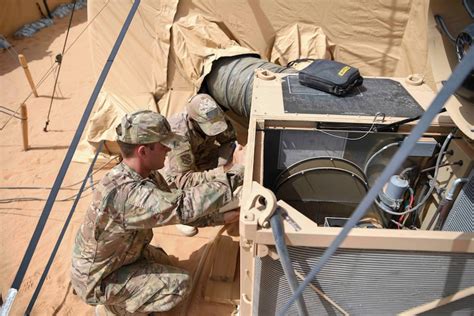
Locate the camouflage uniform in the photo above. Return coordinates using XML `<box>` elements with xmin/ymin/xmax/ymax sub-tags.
<box><xmin>163</xmin><ymin>104</ymin><xmax>237</xmax><ymax>189</ymax></box>
<box><xmin>71</xmin><ymin>110</ymin><xmax>243</xmax><ymax>314</ymax></box>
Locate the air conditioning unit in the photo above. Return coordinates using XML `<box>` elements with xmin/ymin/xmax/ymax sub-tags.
<box><xmin>239</xmin><ymin>70</ymin><xmax>474</xmax><ymax>315</ymax></box>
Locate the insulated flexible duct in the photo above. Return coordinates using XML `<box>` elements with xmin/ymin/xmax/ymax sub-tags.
<box><xmin>205</xmin><ymin>55</ymin><xmax>296</xmax><ymax>119</ymax></box>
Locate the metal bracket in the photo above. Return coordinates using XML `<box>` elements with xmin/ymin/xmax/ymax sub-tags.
<box><xmin>245</xmin><ymin>181</ymin><xmax>277</xmax><ymax>228</ymax></box>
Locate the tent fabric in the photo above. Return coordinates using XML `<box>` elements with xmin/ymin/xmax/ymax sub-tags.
<box><xmin>173</xmin><ymin>0</ymin><xmax>416</xmax><ymax>77</ymax></box>
<box><xmin>87</xmin><ymin>0</ymin><xmax>179</xmax><ymax>99</ymax></box>
<box><xmin>87</xmin><ymin>0</ymin><xmax>432</xmax><ymax>105</ymax></box>
<box><xmin>85</xmin><ymin>91</ymin><xmax>157</xmax><ymax>143</ymax></box>
<box><xmin>80</xmin><ymin>0</ymin><xmax>473</xmax><ymax>158</ymax></box>
<box><xmin>171</xmin><ymin>14</ymin><xmax>257</xmax><ymax>90</ymax></box>
<box><xmin>0</xmin><ymin>0</ymin><xmax>71</xmax><ymax>36</ymax></box>
<box><xmin>74</xmin><ymin>91</ymin><xmax>157</xmax><ymax>163</ymax></box>
<box><xmin>270</xmin><ymin>23</ymin><xmax>335</xmax><ymax>66</ymax></box>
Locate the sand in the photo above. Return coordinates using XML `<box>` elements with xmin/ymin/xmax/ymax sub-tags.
<box><xmin>0</xmin><ymin>8</ymin><xmax>236</xmax><ymax>316</ymax></box>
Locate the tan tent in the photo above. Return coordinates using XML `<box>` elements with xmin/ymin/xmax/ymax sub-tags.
<box><xmin>0</xmin><ymin>0</ymin><xmax>72</xmax><ymax>36</ymax></box>
<box><xmin>78</xmin><ymin>0</ymin><xmax>472</xmax><ymax>160</ymax></box>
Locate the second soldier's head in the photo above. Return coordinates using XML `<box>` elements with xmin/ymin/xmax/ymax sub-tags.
<box><xmin>186</xmin><ymin>94</ymin><xmax>228</xmax><ymax>137</ymax></box>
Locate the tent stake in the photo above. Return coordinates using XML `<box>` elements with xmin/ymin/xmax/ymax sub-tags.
<box><xmin>21</xmin><ymin>103</ymin><xmax>29</xmax><ymax>151</ymax></box>
<box><xmin>18</xmin><ymin>54</ymin><xmax>38</xmax><ymax>97</ymax></box>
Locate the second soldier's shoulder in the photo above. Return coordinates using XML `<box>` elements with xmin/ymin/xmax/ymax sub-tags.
<box><xmin>168</xmin><ymin>113</ymin><xmax>190</xmax><ymax>135</ymax></box>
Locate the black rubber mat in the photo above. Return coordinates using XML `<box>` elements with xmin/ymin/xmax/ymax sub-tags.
<box><xmin>282</xmin><ymin>75</ymin><xmax>424</xmax><ymax>117</ymax></box>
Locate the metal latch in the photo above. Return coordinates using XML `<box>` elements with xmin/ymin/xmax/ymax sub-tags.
<box><xmin>245</xmin><ymin>181</ymin><xmax>277</xmax><ymax>228</ymax></box>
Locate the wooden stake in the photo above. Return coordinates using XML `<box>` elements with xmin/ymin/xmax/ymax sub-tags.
<box><xmin>21</xmin><ymin>103</ymin><xmax>29</xmax><ymax>151</ymax></box>
<box><xmin>18</xmin><ymin>54</ymin><xmax>38</xmax><ymax>97</ymax></box>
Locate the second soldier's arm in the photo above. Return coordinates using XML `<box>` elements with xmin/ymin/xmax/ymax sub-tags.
<box><xmin>166</xmin><ymin>119</ymin><xmax>240</xmax><ymax>189</ymax></box>
<box><xmin>165</xmin><ymin>140</ymin><xmax>231</xmax><ymax>188</ymax></box>
<box><xmin>119</xmin><ymin>174</ymin><xmax>234</xmax><ymax>230</ymax></box>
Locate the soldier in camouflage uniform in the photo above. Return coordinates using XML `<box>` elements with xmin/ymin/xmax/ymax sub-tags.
<box><xmin>162</xmin><ymin>94</ymin><xmax>243</xmax><ymax>236</ymax></box>
<box><xmin>71</xmin><ymin>110</ymin><xmax>244</xmax><ymax>315</ymax></box>
<box><xmin>163</xmin><ymin>94</ymin><xmax>239</xmax><ymax>188</ymax></box>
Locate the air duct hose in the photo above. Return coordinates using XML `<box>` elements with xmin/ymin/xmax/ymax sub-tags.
<box><xmin>270</xmin><ymin>208</ymin><xmax>309</xmax><ymax>316</ymax></box>
<box><xmin>205</xmin><ymin>55</ymin><xmax>296</xmax><ymax>120</ymax></box>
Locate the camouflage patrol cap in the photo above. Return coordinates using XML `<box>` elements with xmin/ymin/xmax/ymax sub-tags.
<box><xmin>186</xmin><ymin>94</ymin><xmax>228</xmax><ymax>136</ymax></box>
<box><xmin>116</xmin><ymin>110</ymin><xmax>181</xmax><ymax>147</ymax></box>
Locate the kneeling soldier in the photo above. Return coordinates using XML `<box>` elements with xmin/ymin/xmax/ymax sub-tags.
<box><xmin>71</xmin><ymin>110</ymin><xmax>244</xmax><ymax>315</ymax></box>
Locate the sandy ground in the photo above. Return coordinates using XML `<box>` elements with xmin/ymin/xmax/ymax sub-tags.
<box><xmin>0</xmin><ymin>8</ymin><xmax>237</xmax><ymax>316</ymax></box>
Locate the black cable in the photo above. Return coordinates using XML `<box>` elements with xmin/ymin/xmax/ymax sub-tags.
<box><xmin>270</xmin><ymin>208</ymin><xmax>308</xmax><ymax>316</ymax></box>
<box><xmin>374</xmin><ymin>115</ymin><xmax>421</xmax><ymax>132</ymax></box>
<box><xmin>0</xmin><ymin>155</ymin><xmax>117</xmax><ymax>192</ymax></box>
<box><xmin>463</xmin><ymin>0</ymin><xmax>474</xmax><ymax>18</ymax></box>
<box><xmin>0</xmin><ymin>182</ymin><xmax>97</xmax><ymax>204</ymax></box>
<box><xmin>434</xmin><ymin>15</ymin><xmax>456</xmax><ymax>43</ymax></box>
<box><xmin>43</xmin><ymin>0</ymin><xmax>52</xmax><ymax>19</ymax></box>
<box><xmin>36</xmin><ymin>3</ymin><xmax>47</xmax><ymax>19</ymax></box>
<box><xmin>420</xmin><ymin>160</ymin><xmax>463</xmax><ymax>174</ymax></box>
<box><xmin>25</xmin><ymin>141</ymin><xmax>103</xmax><ymax>315</ymax></box>
<box><xmin>0</xmin><ymin>108</ymin><xmax>22</xmax><ymax>120</ymax></box>
<box><xmin>2</xmin><ymin>3</ymin><xmax>141</xmax><ymax>314</ymax></box>
<box><xmin>43</xmin><ymin>0</ymin><xmax>77</xmax><ymax>132</ymax></box>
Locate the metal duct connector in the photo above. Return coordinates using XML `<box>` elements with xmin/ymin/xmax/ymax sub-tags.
<box><xmin>205</xmin><ymin>55</ymin><xmax>296</xmax><ymax>119</ymax></box>
<box><xmin>434</xmin><ymin>177</ymin><xmax>469</xmax><ymax>230</ymax></box>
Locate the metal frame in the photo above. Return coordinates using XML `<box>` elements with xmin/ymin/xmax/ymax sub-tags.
<box><xmin>239</xmin><ymin>72</ymin><xmax>474</xmax><ymax>315</ymax></box>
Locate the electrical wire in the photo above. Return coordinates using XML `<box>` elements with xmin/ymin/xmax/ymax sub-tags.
<box><xmin>0</xmin><ymin>155</ymin><xmax>118</xmax><ymax>191</ymax></box>
<box><xmin>0</xmin><ymin>186</ymin><xmax>77</xmax><ymax>191</ymax></box>
<box><xmin>0</xmin><ymin>64</ymin><xmax>58</xmax><ymax>130</ymax></box>
<box><xmin>420</xmin><ymin>160</ymin><xmax>462</xmax><ymax>174</ymax></box>
<box><xmin>0</xmin><ymin>107</ymin><xmax>22</xmax><ymax>120</ymax></box>
<box><xmin>375</xmin><ymin>194</ymin><xmax>410</xmax><ymax>216</ymax></box>
<box><xmin>0</xmin><ymin>182</ymin><xmax>97</xmax><ymax>204</ymax></box>
<box><xmin>390</xmin><ymin>219</ymin><xmax>417</xmax><ymax>230</ymax></box>
<box><xmin>403</xmin><ymin>131</ymin><xmax>455</xmax><ymax>213</ymax></box>
<box><xmin>0</xmin><ymin>156</ymin><xmax>118</xmax><ymax>204</ymax></box>
<box><xmin>397</xmin><ymin>189</ymin><xmax>414</xmax><ymax>228</ymax></box>
<box><xmin>317</xmin><ymin>112</ymin><xmax>385</xmax><ymax>141</ymax></box>
<box><xmin>363</xmin><ymin>141</ymin><xmax>401</xmax><ymax>175</ymax></box>
<box><xmin>375</xmin><ymin>131</ymin><xmax>454</xmax><ymax>217</ymax></box>
<box><xmin>25</xmin><ymin>141</ymin><xmax>105</xmax><ymax>315</ymax></box>
<box><xmin>60</xmin><ymin>155</ymin><xmax>118</xmax><ymax>188</ymax></box>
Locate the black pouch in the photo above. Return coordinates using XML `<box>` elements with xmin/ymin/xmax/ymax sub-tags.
<box><xmin>298</xmin><ymin>59</ymin><xmax>363</xmax><ymax>96</ymax></box>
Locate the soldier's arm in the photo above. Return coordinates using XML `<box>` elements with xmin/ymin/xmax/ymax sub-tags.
<box><xmin>175</xmin><ymin>142</ymin><xmax>245</xmax><ymax>190</ymax></box>
<box><xmin>173</xmin><ymin>165</ymin><xmax>233</xmax><ymax>189</ymax></box>
<box><xmin>121</xmin><ymin>175</ymin><xmax>233</xmax><ymax>229</ymax></box>
<box><xmin>167</xmin><ymin>141</ymin><xmax>241</xmax><ymax>189</ymax></box>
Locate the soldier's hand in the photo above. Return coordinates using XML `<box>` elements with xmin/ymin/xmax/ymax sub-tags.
<box><xmin>232</xmin><ymin>144</ymin><xmax>246</xmax><ymax>165</ymax></box>
<box><xmin>223</xmin><ymin>144</ymin><xmax>245</xmax><ymax>172</ymax></box>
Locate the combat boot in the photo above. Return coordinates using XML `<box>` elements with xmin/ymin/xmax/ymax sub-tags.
<box><xmin>176</xmin><ymin>224</ymin><xmax>198</xmax><ymax>237</ymax></box>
